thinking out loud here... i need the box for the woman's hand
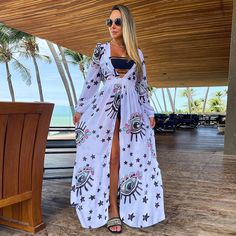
[73,112,82,125]
[149,116,156,129]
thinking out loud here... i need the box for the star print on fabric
[143,196,148,203]
[128,213,135,221]
[143,213,150,222]
[80,196,85,202]
[96,134,99,138]
[130,152,133,156]
[144,154,147,158]
[78,205,83,211]
[83,157,87,161]
[139,164,143,167]
[144,168,148,172]
[107,137,111,141]
[102,163,106,167]
[129,163,133,167]
[94,81,99,85]
[91,154,95,159]
[99,125,103,129]
[124,161,128,165]
[92,130,96,134]
[101,138,105,142]
[97,188,101,192]
[89,210,93,214]
[147,161,151,165]
[98,214,102,219]
[154,181,159,187]
[155,202,160,208]
[103,154,107,159]
[87,85,91,89]
[127,144,131,148]
[89,195,95,200]
[156,193,161,199]
[96,108,99,112]
[122,148,126,151]
[106,129,110,134]
[88,216,91,221]
[151,174,155,180]
[136,158,140,162]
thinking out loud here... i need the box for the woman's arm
[75,43,104,114]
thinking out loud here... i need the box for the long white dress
[70,42,165,228]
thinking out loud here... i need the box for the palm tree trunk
[202,87,209,114]
[161,88,167,113]
[173,88,177,112]
[153,88,163,113]
[166,88,175,113]
[32,55,44,101]
[5,62,15,102]
[47,41,75,114]
[57,45,78,104]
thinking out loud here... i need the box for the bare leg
[109,117,121,232]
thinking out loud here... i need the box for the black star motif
[92,130,96,134]
[98,214,102,219]
[130,152,133,156]
[94,81,99,85]
[151,174,155,180]
[96,134,99,138]
[144,168,148,172]
[139,164,143,168]
[80,196,85,202]
[155,202,160,208]
[129,163,133,167]
[156,193,161,199]
[103,155,107,159]
[101,138,105,142]
[87,85,91,89]
[124,161,128,165]
[89,210,93,214]
[99,125,103,129]
[102,163,106,167]
[89,195,95,200]
[106,129,110,134]
[96,108,99,112]
[98,200,103,206]
[143,213,150,222]
[143,196,148,203]
[128,213,135,221]
[83,157,87,161]
[136,158,140,162]
[91,154,95,159]
[78,205,83,211]
[122,147,126,151]
[97,188,101,192]
[147,161,151,165]
[127,144,131,148]
[107,137,111,141]
[104,192,107,198]
[154,181,158,187]
[88,216,91,221]
[107,173,110,178]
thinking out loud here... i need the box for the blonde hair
[110,5,143,78]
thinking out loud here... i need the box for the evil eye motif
[75,166,94,196]
[75,121,91,145]
[105,84,122,119]
[135,82,146,103]
[123,113,146,142]
[120,171,143,204]
[92,43,105,65]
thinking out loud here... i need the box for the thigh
[110,118,120,158]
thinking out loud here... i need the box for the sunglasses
[106,18,122,27]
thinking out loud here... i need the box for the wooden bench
[0,102,54,233]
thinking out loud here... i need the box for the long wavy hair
[110,5,143,78]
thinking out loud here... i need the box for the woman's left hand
[149,117,156,129]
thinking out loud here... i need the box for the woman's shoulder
[92,42,106,64]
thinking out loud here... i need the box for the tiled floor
[1,128,236,235]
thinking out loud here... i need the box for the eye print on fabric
[123,112,146,142]
[92,43,105,65]
[135,81,146,103]
[120,171,143,204]
[105,84,122,119]
[75,166,94,196]
[75,121,91,145]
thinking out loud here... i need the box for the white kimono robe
[70,42,165,228]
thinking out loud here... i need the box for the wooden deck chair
[0,102,54,233]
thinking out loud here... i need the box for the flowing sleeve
[136,49,155,118]
[75,43,103,113]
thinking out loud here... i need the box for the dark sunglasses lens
[106,19,112,27]
[115,18,122,26]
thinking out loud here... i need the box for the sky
[0,37,228,118]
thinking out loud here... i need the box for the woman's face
[108,10,123,39]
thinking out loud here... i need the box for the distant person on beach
[71,4,165,233]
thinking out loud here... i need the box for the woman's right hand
[73,112,82,125]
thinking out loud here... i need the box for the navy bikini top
[110,56,135,70]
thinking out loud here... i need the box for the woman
[71,4,165,233]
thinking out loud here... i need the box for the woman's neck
[111,38,125,48]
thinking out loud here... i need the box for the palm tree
[46,40,75,114]
[147,86,158,112]
[202,87,210,114]
[58,46,78,104]
[207,97,225,112]
[166,88,175,113]
[161,88,167,113]
[173,88,177,112]
[181,87,195,113]
[0,24,31,101]
[18,34,51,101]
[153,88,163,113]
